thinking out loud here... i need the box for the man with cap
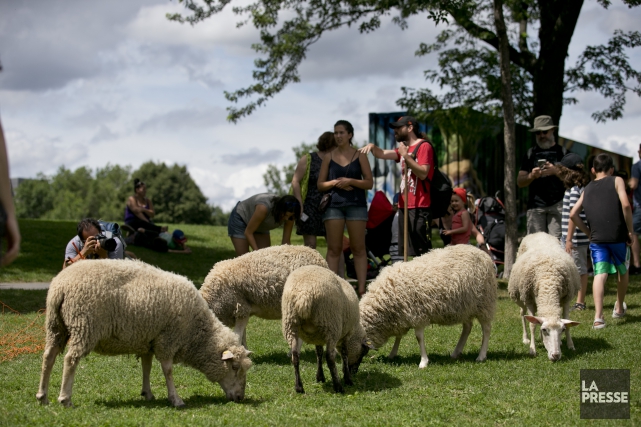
[517,115,567,238]
[361,116,434,258]
[627,143,641,274]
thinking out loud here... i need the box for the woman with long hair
[291,131,337,248]
[318,120,373,296]
[124,179,166,233]
[228,193,301,256]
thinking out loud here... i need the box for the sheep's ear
[524,315,544,325]
[562,319,580,327]
[363,338,376,350]
[244,350,253,357]
[222,350,234,360]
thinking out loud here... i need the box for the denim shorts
[323,205,368,222]
[227,203,269,239]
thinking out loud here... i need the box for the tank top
[450,210,471,245]
[124,199,150,223]
[582,176,628,243]
[327,151,366,208]
[235,193,282,233]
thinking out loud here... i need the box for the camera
[94,234,117,252]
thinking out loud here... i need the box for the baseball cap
[389,116,418,129]
[172,229,187,244]
[558,153,584,171]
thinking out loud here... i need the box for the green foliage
[131,162,214,225]
[168,0,640,126]
[14,163,226,225]
[263,142,316,196]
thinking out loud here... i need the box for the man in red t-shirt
[361,116,434,257]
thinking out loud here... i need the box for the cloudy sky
[1,0,640,210]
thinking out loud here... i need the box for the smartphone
[300,213,309,222]
[537,159,546,169]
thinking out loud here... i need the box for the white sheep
[509,232,581,361]
[516,231,560,257]
[358,245,497,369]
[200,245,328,347]
[281,265,373,394]
[36,260,252,408]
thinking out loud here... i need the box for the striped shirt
[561,186,589,246]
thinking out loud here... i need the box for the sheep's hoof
[58,397,73,408]
[418,360,429,369]
[169,397,185,408]
[344,377,354,386]
[333,384,344,394]
[141,391,155,401]
[475,356,487,363]
[522,338,530,345]
[450,352,461,359]
[295,386,305,394]
[36,393,49,405]
[316,374,326,383]
[528,349,537,357]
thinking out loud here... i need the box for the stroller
[475,191,506,274]
[344,191,395,280]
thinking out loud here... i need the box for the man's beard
[536,137,554,149]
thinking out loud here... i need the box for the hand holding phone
[300,213,309,222]
[537,159,546,170]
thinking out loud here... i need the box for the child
[556,153,590,311]
[160,229,192,254]
[443,188,471,245]
[570,154,633,329]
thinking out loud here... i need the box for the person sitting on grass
[124,179,168,234]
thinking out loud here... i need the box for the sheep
[281,265,373,394]
[200,245,328,347]
[36,259,252,408]
[357,245,497,370]
[508,232,581,361]
[516,231,560,257]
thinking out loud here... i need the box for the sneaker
[629,266,641,275]
[612,302,627,319]
[572,302,586,311]
[592,319,606,329]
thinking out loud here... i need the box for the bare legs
[325,219,367,295]
[230,233,272,257]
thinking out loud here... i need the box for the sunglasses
[535,130,549,135]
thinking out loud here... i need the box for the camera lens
[97,235,117,252]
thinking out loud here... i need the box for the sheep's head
[525,316,580,362]
[347,336,376,376]
[216,346,253,402]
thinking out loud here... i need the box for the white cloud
[91,125,119,144]
[138,104,228,132]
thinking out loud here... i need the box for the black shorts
[398,207,432,257]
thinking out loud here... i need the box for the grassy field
[0,219,639,425]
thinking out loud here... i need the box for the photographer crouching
[63,218,124,269]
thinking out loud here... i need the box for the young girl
[557,153,590,311]
[443,188,472,245]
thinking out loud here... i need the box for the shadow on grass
[251,348,318,366]
[372,348,537,367]
[311,369,402,394]
[0,289,48,313]
[96,395,266,409]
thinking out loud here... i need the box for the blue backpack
[97,220,127,258]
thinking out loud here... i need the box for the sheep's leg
[415,327,429,369]
[233,317,250,348]
[476,319,492,362]
[315,345,325,383]
[292,337,305,394]
[325,342,344,393]
[563,302,575,351]
[58,349,83,407]
[388,336,403,360]
[451,321,473,360]
[160,360,185,407]
[140,353,155,401]
[520,306,530,345]
[526,305,537,356]
[340,342,353,387]
[36,342,61,405]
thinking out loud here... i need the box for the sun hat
[172,229,187,244]
[389,116,418,129]
[528,115,558,132]
[558,153,584,171]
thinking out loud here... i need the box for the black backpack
[412,140,453,219]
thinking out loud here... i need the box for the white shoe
[612,302,627,319]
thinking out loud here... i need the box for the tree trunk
[493,0,517,278]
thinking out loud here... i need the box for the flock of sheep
[36,233,581,407]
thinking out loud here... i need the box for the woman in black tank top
[318,120,373,296]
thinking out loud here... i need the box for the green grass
[1,220,639,425]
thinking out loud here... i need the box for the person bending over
[63,218,124,269]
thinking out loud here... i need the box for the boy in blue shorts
[570,154,633,329]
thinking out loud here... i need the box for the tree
[132,161,215,224]
[263,142,316,195]
[169,0,641,127]
[14,174,54,219]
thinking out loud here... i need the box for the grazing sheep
[200,245,328,347]
[516,232,560,257]
[36,260,252,408]
[509,232,581,361]
[357,245,497,370]
[282,266,373,394]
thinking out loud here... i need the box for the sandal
[592,319,606,329]
[612,302,627,319]
[572,303,586,311]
